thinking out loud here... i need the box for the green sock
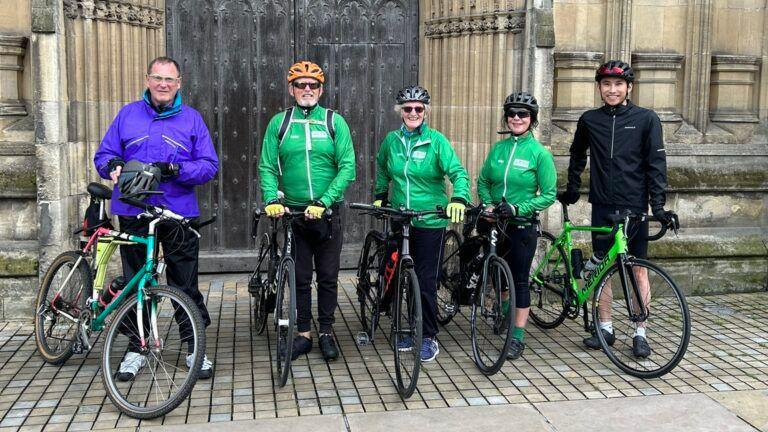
[512,327,525,342]
[502,299,510,315]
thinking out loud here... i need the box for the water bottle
[570,248,584,279]
[581,251,605,279]
[100,276,126,308]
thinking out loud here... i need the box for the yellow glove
[446,202,466,224]
[305,204,325,219]
[265,203,285,217]
[373,199,383,207]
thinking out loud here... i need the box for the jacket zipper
[304,121,314,200]
[502,137,519,199]
[610,115,616,159]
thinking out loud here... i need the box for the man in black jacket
[559,60,676,358]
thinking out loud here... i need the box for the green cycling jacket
[477,131,557,217]
[259,104,356,207]
[375,124,471,228]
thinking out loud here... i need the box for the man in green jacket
[259,61,356,361]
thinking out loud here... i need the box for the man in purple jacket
[94,57,218,380]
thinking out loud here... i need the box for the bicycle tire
[34,251,92,365]
[592,258,691,378]
[274,256,296,387]
[529,231,570,329]
[437,229,461,325]
[250,232,270,335]
[102,285,204,419]
[358,231,384,338]
[471,255,515,375]
[393,265,422,398]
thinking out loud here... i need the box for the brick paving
[0,272,766,431]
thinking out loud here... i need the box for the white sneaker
[117,352,147,381]
[186,353,214,379]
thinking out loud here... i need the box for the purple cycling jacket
[94,92,219,217]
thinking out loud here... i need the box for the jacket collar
[399,122,427,138]
[601,99,633,116]
[294,103,322,118]
[143,90,182,119]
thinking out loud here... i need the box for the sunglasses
[292,81,321,90]
[402,106,425,114]
[505,109,531,119]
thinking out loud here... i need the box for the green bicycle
[529,204,690,378]
[34,182,214,418]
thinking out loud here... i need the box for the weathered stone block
[0,276,36,320]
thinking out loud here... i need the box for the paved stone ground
[0,272,766,431]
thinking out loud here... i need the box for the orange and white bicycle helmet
[287,61,325,83]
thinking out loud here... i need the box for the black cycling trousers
[497,224,537,309]
[293,214,343,334]
[118,216,211,353]
[409,226,445,339]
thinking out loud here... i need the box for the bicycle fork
[617,259,650,323]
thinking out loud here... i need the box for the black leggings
[497,224,537,309]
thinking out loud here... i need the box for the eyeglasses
[402,106,425,114]
[147,74,180,85]
[292,81,322,90]
[505,109,531,119]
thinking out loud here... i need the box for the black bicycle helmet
[118,160,161,200]
[595,60,634,83]
[503,91,539,116]
[396,85,431,105]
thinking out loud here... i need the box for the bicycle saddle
[87,182,112,200]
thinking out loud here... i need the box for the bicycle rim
[251,233,270,335]
[393,266,422,398]
[593,259,691,378]
[358,233,383,338]
[437,229,461,325]
[275,258,296,387]
[471,256,514,375]
[102,285,204,419]
[529,231,569,329]
[35,252,91,365]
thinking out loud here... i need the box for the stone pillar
[0,36,28,117]
[709,55,761,124]
[551,51,603,148]
[681,0,713,134]
[631,52,684,138]
[604,0,632,62]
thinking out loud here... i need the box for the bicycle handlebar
[348,202,446,219]
[598,211,679,241]
[465,205,539,225]
[119,196,217,237]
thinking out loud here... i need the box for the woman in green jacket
[477,92,557,361]
[374,86,471,362]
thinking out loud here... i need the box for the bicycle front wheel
[358,231,384,338]
[102,285,204,419]
[437,229,461,325]
[35,251,91,365]
[529,231,569,329]
[393,266,422,398]
[592,258,691,378]
[274,257,296,387]
[250,232,270,335]
[471,256,515,375]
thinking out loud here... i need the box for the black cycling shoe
[506,338,525,360]
[632,336,651,358]
[583,329,615,350]
[319,333,339,361]
[291,335,312,361]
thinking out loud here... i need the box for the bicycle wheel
[250,232,270,335]
[529,231,569,329]
[393,266,422,398]
[102,285,204,419]
[437,229,461,325]
[35,251,91,365]
[471,255,515,375]
[274,257,296,387]
[358,231,384,337]
[592,258,691,378]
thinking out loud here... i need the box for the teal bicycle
[34,182,214,418]
[528,204,690,378]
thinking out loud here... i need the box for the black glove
[653,208,679,230]
[107,157,125,172]
[495,201,518,218]
[154,162,181,178]
[558,189,580,205]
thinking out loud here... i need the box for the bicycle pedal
[355,332,370,347]
[72,341,84,354]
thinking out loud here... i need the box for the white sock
[634,327,646,338]
[599,321,613,333]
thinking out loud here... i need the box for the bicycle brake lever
[188,227,202,238]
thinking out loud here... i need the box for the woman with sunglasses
[373,85,471,362]
[476,91,557,361]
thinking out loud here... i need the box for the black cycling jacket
[566,100,667,211]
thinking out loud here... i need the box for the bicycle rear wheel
[102,285,204,419]
[250,233,270,335]
[274,257,296,387]
[393,266,422,398]
[471,255,515,375]
[592,258,691,378]
[358,231,384,338]
[35,251,91,365]
[529,231,569,329]
[437,229,461,325]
